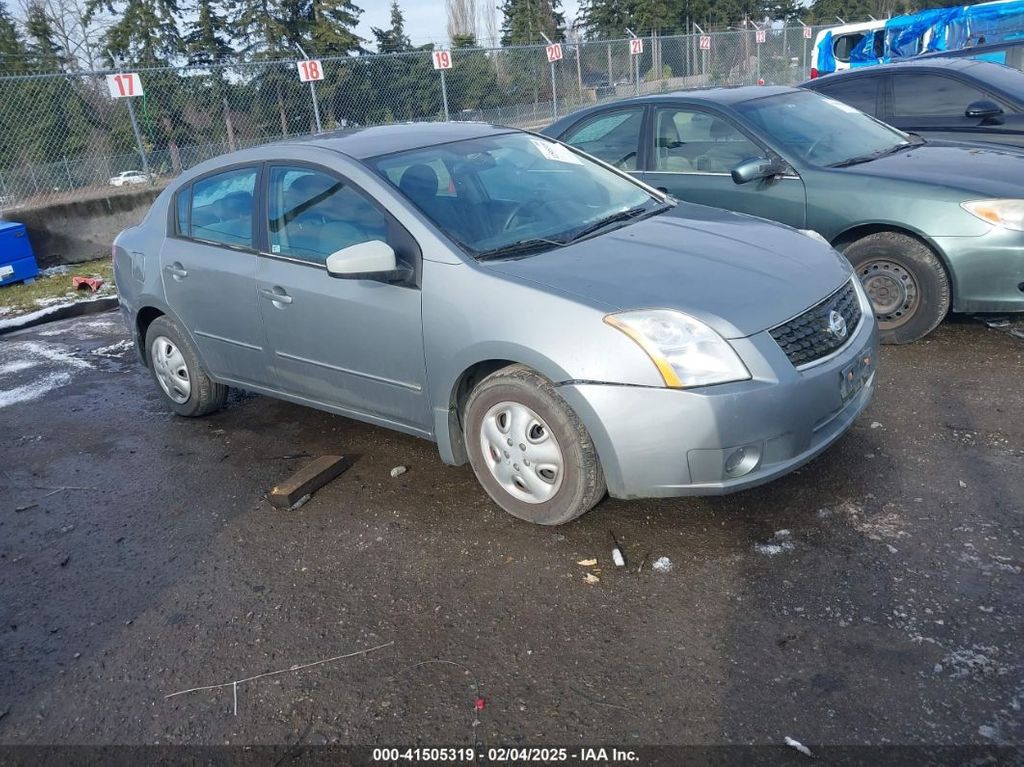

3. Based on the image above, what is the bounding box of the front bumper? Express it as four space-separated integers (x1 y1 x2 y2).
933 228 1024 313
557 312 879 499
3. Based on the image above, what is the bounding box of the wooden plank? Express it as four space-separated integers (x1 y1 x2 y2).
269 455 349 509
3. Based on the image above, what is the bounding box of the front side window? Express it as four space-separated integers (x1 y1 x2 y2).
561 108 644 170
892 73 1003 117
817 78 881 115
185 167 257 249
267 167 389 264
369 132 660 257
653 108 761 173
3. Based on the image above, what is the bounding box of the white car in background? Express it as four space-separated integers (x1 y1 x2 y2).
109 170 152 187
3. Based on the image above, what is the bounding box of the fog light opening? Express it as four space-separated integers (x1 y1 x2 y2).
724 445 761 479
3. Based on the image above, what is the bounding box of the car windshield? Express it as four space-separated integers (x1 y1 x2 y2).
735 90 914 168
368 132 661 258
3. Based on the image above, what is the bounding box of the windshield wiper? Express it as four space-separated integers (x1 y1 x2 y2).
829 141 916 168
561 201 669 245
474 237 565 261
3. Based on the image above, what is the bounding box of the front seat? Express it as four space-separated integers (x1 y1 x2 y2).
655 119 693 172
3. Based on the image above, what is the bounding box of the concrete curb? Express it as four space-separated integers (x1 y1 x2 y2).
0 297 120 336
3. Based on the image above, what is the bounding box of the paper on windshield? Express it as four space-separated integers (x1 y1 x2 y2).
530 138 582 165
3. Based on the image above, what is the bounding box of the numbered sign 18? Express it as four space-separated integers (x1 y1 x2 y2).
297 60 323 82
755 29 767 44
803 26 813 39
545 43 563 63
699 35 711 51
106 72 143 98
432 50 453 70
629 38 644 56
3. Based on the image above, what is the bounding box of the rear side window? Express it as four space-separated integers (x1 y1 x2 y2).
817 78 881 115
561 108 643 170
892 73 1003 117
177 167 258 249
833 32 865 63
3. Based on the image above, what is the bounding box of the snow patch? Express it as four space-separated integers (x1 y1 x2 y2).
92 339 133 358
0 371 73 408
652 556 673 573
755 529 795 556
0 359 36 375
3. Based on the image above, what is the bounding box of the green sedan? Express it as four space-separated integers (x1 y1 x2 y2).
544 86 1024 343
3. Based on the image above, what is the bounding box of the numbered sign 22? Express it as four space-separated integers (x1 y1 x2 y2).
803 26 813 39
297 60 324 82
755 29 767 44
432 50 453 70
699 35 711 51
629 38 644 56
545 43 563 63
106 72 143 98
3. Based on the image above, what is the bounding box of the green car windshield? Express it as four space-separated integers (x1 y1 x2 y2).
369 132 660 258
735 90 915 168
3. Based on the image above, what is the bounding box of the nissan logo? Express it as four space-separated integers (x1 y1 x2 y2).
828 310 848 339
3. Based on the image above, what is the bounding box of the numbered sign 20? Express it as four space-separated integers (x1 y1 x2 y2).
545 43 563 63
755 29 767 44
106 72 143 98
297 60 323 82
629 38 644 56
432 50 453 70
699 35 711 51
803 26 813 39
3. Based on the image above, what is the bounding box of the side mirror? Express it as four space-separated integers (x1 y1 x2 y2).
326 240 411 282
965 99 1003 120
731 156 779 185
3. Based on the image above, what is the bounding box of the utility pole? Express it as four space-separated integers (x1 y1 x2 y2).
295 43 323 134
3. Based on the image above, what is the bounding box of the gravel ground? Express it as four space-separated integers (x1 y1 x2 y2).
0 311 1021 751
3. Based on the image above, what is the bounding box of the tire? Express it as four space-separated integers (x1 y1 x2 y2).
145 316 228 417
464 365 606 525
842 231 951 344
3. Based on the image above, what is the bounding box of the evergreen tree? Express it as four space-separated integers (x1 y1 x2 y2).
25 1 67 67
307 0 362 56
0 0 27 74
372 1 411 53
500 0 564 44
85 0 184 64
186 0 234 64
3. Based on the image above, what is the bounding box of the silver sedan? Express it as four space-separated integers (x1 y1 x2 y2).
113 122 878 524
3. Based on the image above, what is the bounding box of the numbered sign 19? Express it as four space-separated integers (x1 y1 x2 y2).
106 72 143 98
297 60 323 82
629 38 644 56
755 29 767 44
545 43 563 63
699 35 711 51
432 50 453 70
803 26 813 39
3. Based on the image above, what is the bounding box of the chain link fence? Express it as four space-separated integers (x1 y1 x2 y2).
0 25 828 211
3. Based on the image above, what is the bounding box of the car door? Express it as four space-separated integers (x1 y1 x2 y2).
558 106 645 171
160 165 269 385
255 164 430 432
888 72 1024 146
639 105 807 229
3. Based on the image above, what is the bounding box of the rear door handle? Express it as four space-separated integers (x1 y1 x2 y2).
164 263 188 280
259 287 293 305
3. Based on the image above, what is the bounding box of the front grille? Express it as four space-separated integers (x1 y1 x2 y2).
769 279 862 368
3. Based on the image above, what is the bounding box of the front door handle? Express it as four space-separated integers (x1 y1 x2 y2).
259 287 293 305
164 263 188 280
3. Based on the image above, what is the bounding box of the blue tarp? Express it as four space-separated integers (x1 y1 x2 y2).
817 31 836 73
884 6 964 60
850 31 882 67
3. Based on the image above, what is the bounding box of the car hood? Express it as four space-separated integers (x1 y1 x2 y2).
483 204 852 339
832 143 1024 197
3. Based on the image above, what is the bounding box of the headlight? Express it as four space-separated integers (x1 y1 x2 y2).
961 199 1024 232
799 228 830 246
604 310 750 388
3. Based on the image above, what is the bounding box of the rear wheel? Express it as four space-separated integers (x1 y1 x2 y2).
842 231 950 344
145 316 227 417
464 365 605 525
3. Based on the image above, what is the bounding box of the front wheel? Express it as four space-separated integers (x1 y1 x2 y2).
842 232 951 344
464 365 606 525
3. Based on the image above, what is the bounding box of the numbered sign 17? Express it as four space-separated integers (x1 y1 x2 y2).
297 60 324 82
545 43 563 63
803 26 813 39
699 35 711 51
629 38 644 56
106 72 143 99
432 50 453 70
755 29 767 44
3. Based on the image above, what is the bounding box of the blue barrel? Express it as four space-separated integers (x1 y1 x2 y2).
0 221 40 287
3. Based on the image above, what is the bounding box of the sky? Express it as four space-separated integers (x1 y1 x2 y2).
356 0 585 51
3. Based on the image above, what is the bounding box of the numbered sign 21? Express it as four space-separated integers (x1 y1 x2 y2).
755 29 767 44
106 72 143 98
432 50 453 70
699 35 711 51
545 43 563 63
297 60 323 82
803 26 813 39
629 38 644 56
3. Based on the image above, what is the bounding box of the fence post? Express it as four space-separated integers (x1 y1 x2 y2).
606 43 612 88
125 97 151 181
575 44 582 103
550 60 558 118
439 68 450 121
63 156 73 189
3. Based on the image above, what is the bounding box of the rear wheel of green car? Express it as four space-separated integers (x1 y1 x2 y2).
843 231 951 344
464 365 606 525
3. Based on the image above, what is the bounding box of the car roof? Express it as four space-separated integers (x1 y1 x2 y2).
806 57 995 84
647 85 798 104
292 121 518 160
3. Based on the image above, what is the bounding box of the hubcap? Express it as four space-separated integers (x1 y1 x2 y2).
859 260 918 329
479 402 563 504
150 336 191 404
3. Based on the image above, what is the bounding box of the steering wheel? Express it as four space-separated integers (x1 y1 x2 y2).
500 198 548 232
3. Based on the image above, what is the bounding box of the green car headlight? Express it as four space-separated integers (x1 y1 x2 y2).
961 199 1024 232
